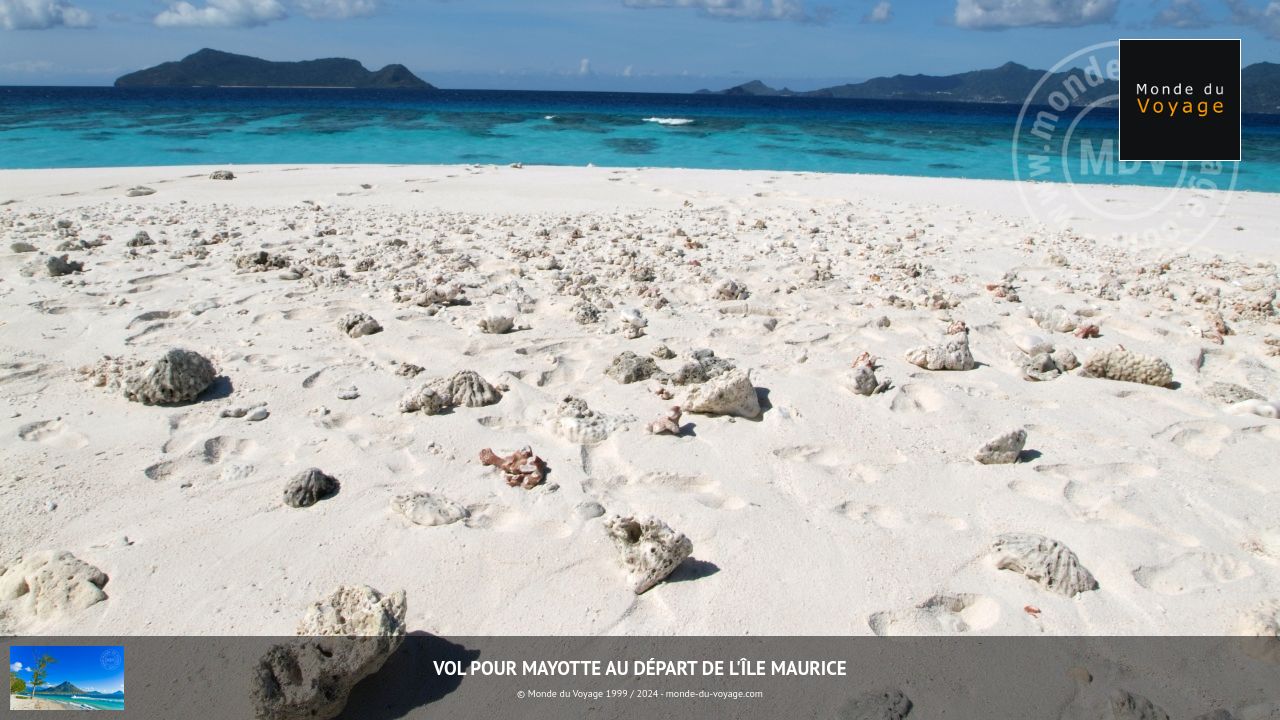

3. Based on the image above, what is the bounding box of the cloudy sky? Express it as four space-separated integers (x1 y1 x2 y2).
1 0 1277 90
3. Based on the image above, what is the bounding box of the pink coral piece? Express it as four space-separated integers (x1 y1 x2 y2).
646 406 683 436
479 446 547 489
851 351 878 369
946 320 969 335
1073 324 1101 339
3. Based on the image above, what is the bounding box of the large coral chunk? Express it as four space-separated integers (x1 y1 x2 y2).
0 551 109 627
605 515 693 594
252 585 406 720
427 370 502 408
904 331 975 371
123 348 217 405
683 368 761 418
550 396 627 445
974 428 1027 465
337 312 383 338
1080 347 1173 387
283 468 340 508
991 533 1098 597
606 351 662 384
670 349 736 386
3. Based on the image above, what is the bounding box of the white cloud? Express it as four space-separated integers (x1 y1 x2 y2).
295 0 378 19
0 59 53 72
0 0 92 30
10 661 22 672
154 0 287 28
1153 0 1210 28
1226 0 1280 38
954 0 1117 29
622 0 826 23
578 58 592 76
862 0 891 22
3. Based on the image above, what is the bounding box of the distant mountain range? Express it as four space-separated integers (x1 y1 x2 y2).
30 681 122 698
38 681 86 695
700 61 1280 114
115 49 433 89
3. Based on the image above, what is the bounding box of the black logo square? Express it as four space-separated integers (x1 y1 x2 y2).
1120 39 1241 162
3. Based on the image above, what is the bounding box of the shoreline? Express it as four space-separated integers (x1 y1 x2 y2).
9 694 91 711
0 164 1273 258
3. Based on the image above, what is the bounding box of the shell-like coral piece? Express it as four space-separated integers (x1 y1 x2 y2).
253 585 406 720
0 551 108 624
605 515 693 594
398 385 449 415
975 428 1027 464
606 351 662 384
427 370 502 407
683 368 761 418
1080 347 1173 387
284 468 340 508
123 348 217 405
646 406 683 436
337 311 383 338
392 492 469 527
991 533 1098 597
479 446 547 489
904 333 975 371
1234 600 1280 664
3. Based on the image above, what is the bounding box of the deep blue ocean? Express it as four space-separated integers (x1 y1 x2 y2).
2 87 1279 192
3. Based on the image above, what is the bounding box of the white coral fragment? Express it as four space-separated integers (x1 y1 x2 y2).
1080 347 1173 387
683 368 761 418
605 515 693 594
991 533 1098 597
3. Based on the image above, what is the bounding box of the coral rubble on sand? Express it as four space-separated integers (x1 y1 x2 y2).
605 515 693 594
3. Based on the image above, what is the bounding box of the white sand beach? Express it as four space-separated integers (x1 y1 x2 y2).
0 164 1277 637
9 694 88 710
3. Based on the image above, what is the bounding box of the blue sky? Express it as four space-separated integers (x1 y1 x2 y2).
0 0 1278 89
10 646 125 694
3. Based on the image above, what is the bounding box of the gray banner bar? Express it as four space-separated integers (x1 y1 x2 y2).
5 636 1278 718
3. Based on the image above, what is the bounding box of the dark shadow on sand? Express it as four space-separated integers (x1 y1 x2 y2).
664 558 720 585
337 633 479 720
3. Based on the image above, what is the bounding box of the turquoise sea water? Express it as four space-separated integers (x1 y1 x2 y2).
2 87 1279 192
35 694 124 710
